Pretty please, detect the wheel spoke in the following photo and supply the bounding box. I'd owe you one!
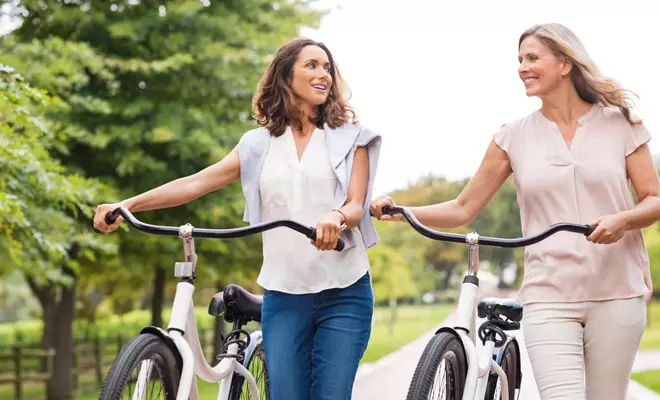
[429,359,448,400]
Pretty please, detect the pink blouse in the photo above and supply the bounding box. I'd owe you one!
[493,105,652,304]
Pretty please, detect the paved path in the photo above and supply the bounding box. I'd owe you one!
[352,311,660,400]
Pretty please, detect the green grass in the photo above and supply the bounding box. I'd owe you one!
[640,300,660,350]
[632,369,660,393]
[360,304,453,364]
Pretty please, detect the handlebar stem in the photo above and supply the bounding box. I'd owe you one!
[466,232,479,276]
[178,223,197,281]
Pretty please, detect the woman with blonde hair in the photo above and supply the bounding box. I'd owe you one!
[371,23,657,399]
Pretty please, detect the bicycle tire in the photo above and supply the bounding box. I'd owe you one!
[406,331,467,400]
[100,333,182,400]
[485,339,520,400]
[228,342,270,400]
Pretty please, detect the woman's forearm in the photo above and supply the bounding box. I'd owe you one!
[408,199,470,229]
[337,202,364,229]
[120,176,208,212]
[621,196,660,231]
[120,147,240,213]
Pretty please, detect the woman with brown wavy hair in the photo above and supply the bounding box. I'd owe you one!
[94,38,382,399]
[371,23,658,399]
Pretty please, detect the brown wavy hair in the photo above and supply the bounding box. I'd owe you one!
[252,38,356,136]
[519,23,641,125]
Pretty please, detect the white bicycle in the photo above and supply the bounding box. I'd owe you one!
[96,207,344,400]
[380,205,595,400]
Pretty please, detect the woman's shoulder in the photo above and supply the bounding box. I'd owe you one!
[493,113,530,150]
[237,126,270,151]
[503,110,538,131]
[328,121,381,146]
[598,105,644,126]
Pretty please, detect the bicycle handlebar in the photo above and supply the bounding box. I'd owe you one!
[382,205,596,248]
[96,207,345,251]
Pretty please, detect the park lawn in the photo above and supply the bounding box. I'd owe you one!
[640,300,660,350]
[632,370,660,393]
[360,304,453,364]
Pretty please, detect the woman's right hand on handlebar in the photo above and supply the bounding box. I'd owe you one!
[93,203,124,233]
[369,195,404,222]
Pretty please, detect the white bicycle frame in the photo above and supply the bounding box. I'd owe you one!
[132,223,264,400]
[448,233,514,400]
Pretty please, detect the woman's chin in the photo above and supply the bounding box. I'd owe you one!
[525,86,542,98]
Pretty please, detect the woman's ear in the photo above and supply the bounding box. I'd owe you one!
[560,57,573,77]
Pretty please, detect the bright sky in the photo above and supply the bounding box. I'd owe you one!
[2,1,659,196]
[303,0,660,195]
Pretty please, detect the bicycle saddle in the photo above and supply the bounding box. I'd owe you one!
[208,284,263,323]
[477,297,523,323]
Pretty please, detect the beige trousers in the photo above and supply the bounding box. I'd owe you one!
[522,296,647,400]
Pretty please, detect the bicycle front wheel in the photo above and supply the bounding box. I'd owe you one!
[228,342,270,400]
[406,331,467,400]
[100,333,182,400]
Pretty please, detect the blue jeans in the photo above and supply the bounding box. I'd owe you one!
[261,273,373,400]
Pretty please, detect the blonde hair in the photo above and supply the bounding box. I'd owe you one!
[519,23,640,125]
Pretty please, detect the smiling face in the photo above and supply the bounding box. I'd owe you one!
[518,35,571,98]
[290,45,333,115]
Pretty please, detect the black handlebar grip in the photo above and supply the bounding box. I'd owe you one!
[105,211,119,225]
[382,205,393,215]
[309,229,345,251]
[585,224,597,236]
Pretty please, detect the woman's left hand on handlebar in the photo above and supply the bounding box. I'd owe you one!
[587,214,627,244]
[313,211,344,251]
[93,203,124,233]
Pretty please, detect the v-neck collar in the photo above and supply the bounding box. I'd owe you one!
[286,126,319,164]
[536,104,599,155]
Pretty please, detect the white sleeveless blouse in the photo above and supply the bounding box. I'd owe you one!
[257,127,370,294]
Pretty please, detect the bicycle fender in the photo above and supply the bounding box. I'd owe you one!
[434,326,463,340]
[140,326,184,368]
[241,330,263,367]
[493,336,522,390]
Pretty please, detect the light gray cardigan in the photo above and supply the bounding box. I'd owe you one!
[237,122,382,250]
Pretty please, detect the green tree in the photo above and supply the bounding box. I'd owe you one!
[0,64,114,400]
[468,178,522,287]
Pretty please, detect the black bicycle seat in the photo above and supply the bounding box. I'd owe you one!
[208,284,263,323]
[477,297,523,323]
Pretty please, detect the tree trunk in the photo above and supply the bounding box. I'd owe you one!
[48,267,76,400]
[151,265,165,328]
[388,296,397,334]
[441,265,456,290]
[40,302,57,372]
[25,277,56,373]
[26,266,77,400]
